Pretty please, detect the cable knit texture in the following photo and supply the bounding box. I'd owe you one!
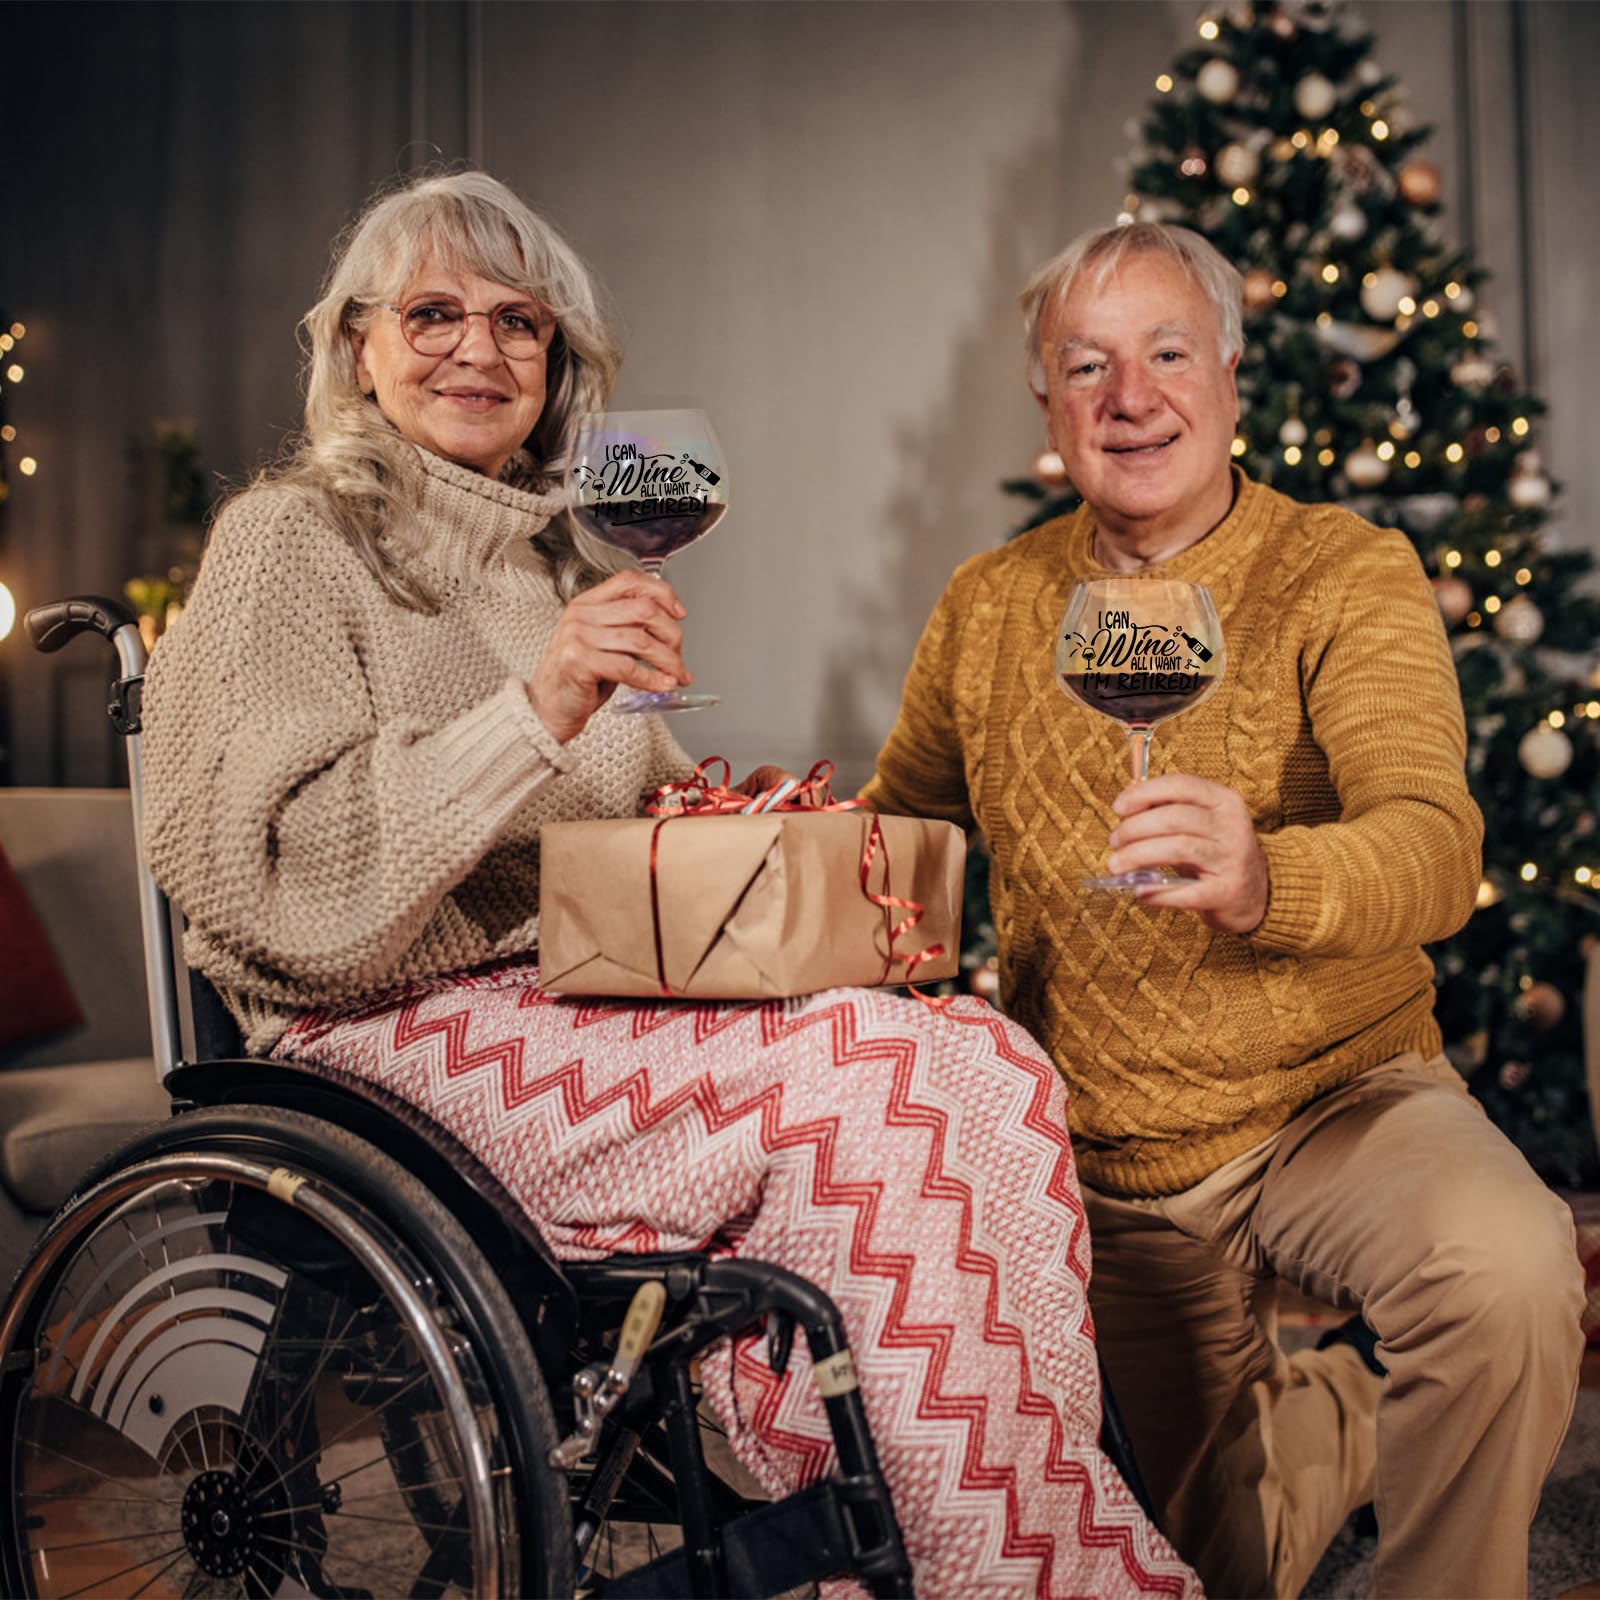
[862,471,1483,1197]
[143,447,693,1053]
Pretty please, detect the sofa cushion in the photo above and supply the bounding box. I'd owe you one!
[0,839,84,1054]
[0,1060,171,1212]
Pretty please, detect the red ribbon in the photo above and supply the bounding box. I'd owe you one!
[643,756,951,1006]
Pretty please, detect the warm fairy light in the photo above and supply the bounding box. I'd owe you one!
[1444,549,1462,568]
[1445,281,1462,298]
[1388,419,1408,439]
[1549,710,1567,728]
[1198,16,1219,38]
[1371,119,1390,140]
[0,582,12,643]
[1476,877,1499,907]
[4,364,22,383]
[1362,271,1377,286]
[1396,296,1417,317]
[0,335,12,353]
[1512,416,1531,437]
[0,425,13,442]
[1466,611,1483,627]
[18,457,37,476]
[1403,449,1422,468]
[1319,128,1340,149]
[1232,186,1252,206]
[1284,445,1303,465]
[1484,595,1502,613]
[9,322,24,339]
[1377,441,1397,461]
[1231,436,1248,457]
[1445,442,1465,463]
[1462,320,1479,337]
[1321,264,1340,284]
[1515,567,1533,585]
[1520,862,1538,882]
[1484,547,1502,566]
[1292,130,1311,150]
[1587,700,1600,717]
[1316,311,1332,326]
[1156,73,1174,92]
[1578,867,1592,886]
[1360,100,1378,116]
[1422,299,1441,318]
[1318,447,1336,466]
[1272,279,1288,298]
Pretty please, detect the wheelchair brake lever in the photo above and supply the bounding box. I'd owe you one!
[550,1279,668,1468]
[766,1309,796,1375]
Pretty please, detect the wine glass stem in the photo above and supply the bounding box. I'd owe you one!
[640,558,666,581]
[1127,727,1153,785]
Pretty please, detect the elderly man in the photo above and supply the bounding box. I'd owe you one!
[863,222,1585,1599]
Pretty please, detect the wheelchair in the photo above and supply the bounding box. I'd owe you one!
[0,596,1153,1599]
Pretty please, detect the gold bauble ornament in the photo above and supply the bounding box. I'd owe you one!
[1242,268,1277,312]
[1397,158,1443,208]
[1514,981,1567,1033]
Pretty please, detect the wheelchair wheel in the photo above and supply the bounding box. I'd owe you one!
[0,1106,574,1600]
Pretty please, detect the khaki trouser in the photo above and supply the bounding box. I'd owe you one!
[1084,1052,1586,1599]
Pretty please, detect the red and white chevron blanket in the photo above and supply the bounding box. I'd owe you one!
[277,959,1200,1598]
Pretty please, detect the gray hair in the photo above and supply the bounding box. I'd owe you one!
[1020,222,1244,397]
[265,168,624,611]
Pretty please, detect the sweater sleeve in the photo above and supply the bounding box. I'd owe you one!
[1250,525,1483,958]
[859,567,975,826]
[142,490,569,997]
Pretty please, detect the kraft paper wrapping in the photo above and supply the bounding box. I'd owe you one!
[538,811,963,999]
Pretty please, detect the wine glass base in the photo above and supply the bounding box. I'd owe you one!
[1082,868,1185,892]
[610,688,722,714]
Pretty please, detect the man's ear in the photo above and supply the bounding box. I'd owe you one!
[351,332,375,397]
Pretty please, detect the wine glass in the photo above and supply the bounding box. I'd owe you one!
[1055,576,1225,890]
[567,408,728,713]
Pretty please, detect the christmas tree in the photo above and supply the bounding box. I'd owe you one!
[995,0,1600,1185]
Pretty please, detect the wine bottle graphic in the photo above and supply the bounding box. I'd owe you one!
[1175,627,1214,663]
[681,454,721,487]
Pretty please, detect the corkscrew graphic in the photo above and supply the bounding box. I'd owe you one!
[681,453,721,487]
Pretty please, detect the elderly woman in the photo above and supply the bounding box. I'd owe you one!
[142,169,1195,1598]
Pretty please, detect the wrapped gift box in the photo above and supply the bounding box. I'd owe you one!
[538,810,963,999]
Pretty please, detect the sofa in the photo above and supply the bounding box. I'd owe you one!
[0,787,171,1284]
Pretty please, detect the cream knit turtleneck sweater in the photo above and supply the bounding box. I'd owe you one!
[143,448,693,1052]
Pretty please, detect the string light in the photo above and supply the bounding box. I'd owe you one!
[1422,299,1441,318]
[1231,437,1248,457]
[1445,282,1463,299]
[1512,416,1531,437]
[1549,709,1567,728]
[1318,447,1335,466]
[18,457,37,477]
[1485,425,1502,442]
[1520,862,1538,882]
[0,336,12,353]
[1512,566,1531,584]
[1484,594,1502,613]
[1577,868,1592,886]
[1466,611,1483,627]
[9,323,23,339]
[1484,548,1502,566]
[1271,279,1288,298]
[0,425,12,443]
[1588,701,1600,717]
[1232,186,1252,206]
[1292,130,1312,150]
[1318,128,1340,150]
[0,582,12,643]
[1377,440,1397,461]
[1445,442,1464,463]
[1156,73,1174,92]
[1198,16,1219,38]
[1396,296,1417,316]
[1321,264,1340,284]
[1444,549,1462,568]
[1476,877,1501,907]
[1403,449,1422,468]
[1283,445,1303,465]
[1462,319,1479,337]
[4,364,22,384]
[1371,119,1390,140]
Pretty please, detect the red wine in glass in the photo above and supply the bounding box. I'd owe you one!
[568,409,728,713]
[1055,577,1224,889]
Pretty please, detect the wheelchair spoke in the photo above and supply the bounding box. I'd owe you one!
[31,1525,184,1555]
[54,1540,191,1600]
[250,1525,444,1592]
[21,1437,183,1505]
[127,1547,194,1600]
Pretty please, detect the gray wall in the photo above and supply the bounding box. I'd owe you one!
[2,0,1596,791]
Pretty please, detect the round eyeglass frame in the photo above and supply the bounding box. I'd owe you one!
[381,294,558,360]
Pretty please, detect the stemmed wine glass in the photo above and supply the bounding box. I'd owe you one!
[1055,576,1225,890]
[567,408,728,713]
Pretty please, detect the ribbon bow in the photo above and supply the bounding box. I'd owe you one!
[642,756,951,1006]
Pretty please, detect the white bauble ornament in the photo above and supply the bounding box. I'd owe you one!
[1509,470,1552,510]
[1344,442,1389,489]
[1330,202,1367,241]
[1518,723,1573,779]
[1450,354,1495,390]
[1196,58,1240,104]
[1359,266,1417,322]
[1294,72,1338,120]
[1432,576,1473,624]
[1449,284,1475,313]
[1495,593,1545,643]
[1215,142,1260,186]
[1357,59,1384,87]
[1278,417,1308,447]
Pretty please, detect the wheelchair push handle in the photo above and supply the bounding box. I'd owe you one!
[25,593,140,655]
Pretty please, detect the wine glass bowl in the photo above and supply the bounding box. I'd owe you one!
[568,408,727,713]
[1055,577,1224,890]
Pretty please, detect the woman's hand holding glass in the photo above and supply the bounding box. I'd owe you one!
[526,571,693,743]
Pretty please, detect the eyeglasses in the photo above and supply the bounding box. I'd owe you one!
[382,294,558,360]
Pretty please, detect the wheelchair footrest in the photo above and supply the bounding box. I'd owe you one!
[594,1476,911,1598]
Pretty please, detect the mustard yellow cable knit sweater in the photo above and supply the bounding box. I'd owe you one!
[862,471,1483,1197]
[143,447,692,1054]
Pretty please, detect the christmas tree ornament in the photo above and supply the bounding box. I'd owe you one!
[1344,441,1390,488]
[1269,10,1296,38]
[1397,493,1458,533]
[1033,448,1070,489]
[968,963,1000,1003]
[1282,0,1336,30]
[1450,354,1495,390]
[1498,1060,1532,1092]
[1278,417,1308,447]
[1445,1028,1489,1073]
[1216,142,1260,187]
[1448,283,1475,313]
[1242,267,1277,312]
[1179,147,1209,179]
[1398,158,1443,208]
[1330,202,1368,241]
[1313,319,1401,360]
[1432,575,1473,624]
[1518,721,1572,778]
[1293,72,1338,120]
[1196,58,1240,104]
[1360,266,1418,322]
[1328,357,1362,399]
[1495,593,1545,643]
[1357,57,1385,87]
[1514,981,1567,1032]
[1270,136,1298,162]
[1508,451,1552,509]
